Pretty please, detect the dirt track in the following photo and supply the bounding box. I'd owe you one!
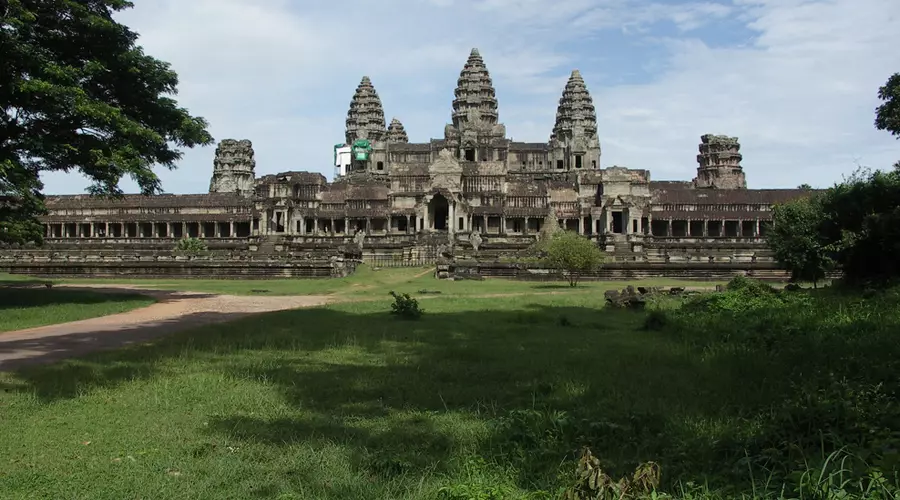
[0,285,333,371]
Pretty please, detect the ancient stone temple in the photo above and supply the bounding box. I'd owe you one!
[4,48,814,279]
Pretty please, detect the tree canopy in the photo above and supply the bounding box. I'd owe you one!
[767,194,833,287]
[0,0,213,244]
[541,230,606,287]
[875,72,900,171]
[767,72,900,287]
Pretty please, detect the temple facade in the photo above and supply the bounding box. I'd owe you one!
[10,48,813,278]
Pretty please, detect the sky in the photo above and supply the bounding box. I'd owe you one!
[39,0,900,194]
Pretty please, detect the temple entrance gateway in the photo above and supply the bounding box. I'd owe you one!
[428,194,450,231]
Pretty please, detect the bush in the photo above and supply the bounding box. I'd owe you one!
[388,290,423,319]
[174,237,207,256]
[540,231,605,287]
[642,310,668,331]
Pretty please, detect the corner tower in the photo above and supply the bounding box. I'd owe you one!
[549,70,601,171]
[692,134,746,189]
[209,139,256,196]
[443,48,507,163]
[344,76,388,175]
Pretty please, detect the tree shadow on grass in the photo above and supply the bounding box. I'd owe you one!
[0,286,152,310]
[4,294,894,497]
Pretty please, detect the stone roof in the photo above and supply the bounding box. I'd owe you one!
[507,181,548,196]
[345,76,386,144]
[45,193,252,209]
[452,48,499,128]
[322,178,390,201]
[389,142,431,152]
[257,172,327,184]
[552,69,598,140]
[651,187,815,204]
[509,142,548,151]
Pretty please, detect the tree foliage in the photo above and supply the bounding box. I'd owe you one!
[875,72,900,139]
[0,0,213,244]
[769,168,900,287]
[541,230,605,287]
[767,73,900,287]
[174,237,207,256]
[767,195,833,287]
[875,72,900,172]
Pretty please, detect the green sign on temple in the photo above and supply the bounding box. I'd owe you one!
[352,139,372,161]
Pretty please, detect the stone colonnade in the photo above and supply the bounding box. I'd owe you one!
[43,219,254,239]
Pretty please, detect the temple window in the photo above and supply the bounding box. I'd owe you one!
[377,161,384,170]
[556,159,564,169]
[575,155,583,169]
[464,148,476,161]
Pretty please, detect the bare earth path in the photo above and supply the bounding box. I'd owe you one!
[0,285,333,371]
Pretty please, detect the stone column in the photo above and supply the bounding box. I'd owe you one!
[313,218,319,235]
[406,215,412,235]
[703,219,709,237]
[449,202,455,234]
[666,220,672,237]
[483,215,488,234]
[229,221,235,238]
[365,217,371,234]
[755,219,760,237]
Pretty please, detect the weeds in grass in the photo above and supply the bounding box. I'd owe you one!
[388,290,424,319]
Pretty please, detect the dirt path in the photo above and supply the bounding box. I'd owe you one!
[0,285,332,371]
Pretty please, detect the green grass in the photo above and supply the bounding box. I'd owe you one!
[0,266,725,298]
[0,287,155,333]
[2,278,898,499]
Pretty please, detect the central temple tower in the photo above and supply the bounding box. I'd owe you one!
[549,70,601,171]
[443,49,508,163]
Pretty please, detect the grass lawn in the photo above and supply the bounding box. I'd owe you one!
[2,277,897,499]
[0,286,155,333]
[0,266,726,298]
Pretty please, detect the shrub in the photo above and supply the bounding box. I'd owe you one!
[642,310,668,331]
[174,237,207,256]
[541,231,606,287]
[388,290,423,319]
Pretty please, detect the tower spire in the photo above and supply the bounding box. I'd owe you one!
[552,69,597,141]
[386,117,409,143]
[345,76,386,144]
[548,69,601,170]
[451,48,498,129]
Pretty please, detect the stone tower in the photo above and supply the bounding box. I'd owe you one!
[345,76,387,145]
[693,134,746,189]
[444,48,507,163]
[549,70,601,171]
[386,118,409,143]
[344,76,389,174]
[208,139,256,196]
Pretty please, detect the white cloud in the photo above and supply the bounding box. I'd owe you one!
[38,0,900,194]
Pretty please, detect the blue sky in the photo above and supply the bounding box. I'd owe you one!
[39,0,900,194]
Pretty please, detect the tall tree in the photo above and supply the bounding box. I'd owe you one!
[876,72,900,171]
[0,0,213,244]
[767,195,833,288]
[875,73,900,138]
